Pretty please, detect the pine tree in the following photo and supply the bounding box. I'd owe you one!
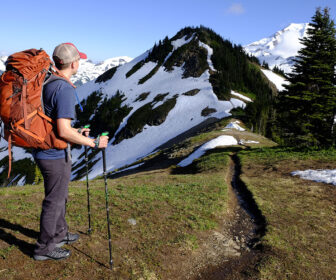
[277,7,336,147]
[272,65,286,77]
[262,60,269,69]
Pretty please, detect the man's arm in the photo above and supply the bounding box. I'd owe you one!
[57,118,108,148]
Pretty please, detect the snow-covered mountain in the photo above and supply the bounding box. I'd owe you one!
[0,26,286,185]
[71,56,132,86]
[244,23,309,73]
[71,28,284,180]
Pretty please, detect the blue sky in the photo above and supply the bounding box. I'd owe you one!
[1,0,336,62]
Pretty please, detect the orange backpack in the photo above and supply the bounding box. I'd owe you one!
[0,49,74,177]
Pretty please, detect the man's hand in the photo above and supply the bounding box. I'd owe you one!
[97,135,109,149]
[58,118,98,148]
[80,128,90,137]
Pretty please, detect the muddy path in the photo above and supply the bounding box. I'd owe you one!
[187,153,267,280]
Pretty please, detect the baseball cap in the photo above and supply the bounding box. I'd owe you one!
[53,42,87,64]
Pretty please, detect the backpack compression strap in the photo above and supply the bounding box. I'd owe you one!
[8,134,12,179]
[22,79,28,129]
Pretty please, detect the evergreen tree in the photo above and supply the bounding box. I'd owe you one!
[272,65,286,78]
[277,7,336,147]
[262,60,269,69]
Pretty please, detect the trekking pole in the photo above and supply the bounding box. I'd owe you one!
[83,125,92,235]
[101,132,113,270]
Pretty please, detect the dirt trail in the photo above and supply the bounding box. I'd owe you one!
[188,153,267,280]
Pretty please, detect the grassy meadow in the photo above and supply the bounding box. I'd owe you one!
[0,120,335,279]
[0,148,232,280]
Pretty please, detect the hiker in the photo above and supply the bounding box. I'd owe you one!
[32,43,109,261]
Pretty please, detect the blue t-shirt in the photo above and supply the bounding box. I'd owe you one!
[33,79,76,160]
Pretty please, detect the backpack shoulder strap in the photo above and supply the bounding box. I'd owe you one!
[44,70,76,89]
[43,73,83,112]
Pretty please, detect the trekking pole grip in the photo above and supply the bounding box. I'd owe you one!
[94,132,109,149]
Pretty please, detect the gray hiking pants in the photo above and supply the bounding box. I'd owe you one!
[34,157,72,255]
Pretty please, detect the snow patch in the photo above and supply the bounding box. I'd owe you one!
[291,169,336,186]
[111,162,144,176]
[171,34,195,50]
[198,41,216,71]
[224,121,245,131]
[231,91,252,102]
[17,176,26,186]
[239,139,259,145]
[164,34,195,64]
[261,69,288,91]
[177,135,238,167]
[230,98,246,109]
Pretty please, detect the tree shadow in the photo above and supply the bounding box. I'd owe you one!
[0,218,38,257]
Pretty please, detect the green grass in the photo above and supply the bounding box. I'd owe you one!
[0,149,231,279]
[0,245,15,260]
[239,146,336,170]
[2,125,334,279]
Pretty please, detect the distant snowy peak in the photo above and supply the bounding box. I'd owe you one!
[0,54,132,85]
[0,55,8,73]
[244,23,310,73]
[71,56,133,86]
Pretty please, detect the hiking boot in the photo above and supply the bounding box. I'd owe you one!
[33,247,71,261]
[56,232,80,247]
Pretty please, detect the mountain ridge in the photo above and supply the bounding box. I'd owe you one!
[72,26,281,180]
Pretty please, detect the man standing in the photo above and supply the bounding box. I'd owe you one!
[33,43,109,261]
